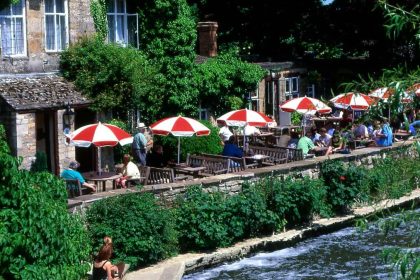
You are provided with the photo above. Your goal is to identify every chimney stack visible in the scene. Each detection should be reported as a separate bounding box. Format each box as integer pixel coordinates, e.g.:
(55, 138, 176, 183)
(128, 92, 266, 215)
(197, 22, 218, 57)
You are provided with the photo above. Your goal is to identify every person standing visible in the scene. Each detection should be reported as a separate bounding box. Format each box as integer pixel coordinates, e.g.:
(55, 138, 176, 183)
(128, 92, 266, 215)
(132, 123, 147, 166)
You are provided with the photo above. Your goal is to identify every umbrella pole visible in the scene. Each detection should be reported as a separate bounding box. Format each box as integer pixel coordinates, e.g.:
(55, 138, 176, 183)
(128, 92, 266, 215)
(97, 147, 101, 175)
(177, 137, 180, 164)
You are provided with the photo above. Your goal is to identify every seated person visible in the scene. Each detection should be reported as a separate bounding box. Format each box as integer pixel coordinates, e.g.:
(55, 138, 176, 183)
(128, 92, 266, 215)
(328, 130, 344, 155)
(297, 131, 316, 156)
(244, 124, 261, 136)
(332, 110, 343, 118)
(409, 120, 420, 136)
(375, 119, 393, 147)
(315, 128, 332, 147)
(310, 127, 321, 143)
(222, 136, 243, 158)
(146, 145, 167, 168)
(92, 237, 120, 280)
(61, 161, 96, 193)
(353, 121, 369, 139)
(218, 122, 233, 145)
(115, 154, 141, 188)
(287, 131, 300, 149)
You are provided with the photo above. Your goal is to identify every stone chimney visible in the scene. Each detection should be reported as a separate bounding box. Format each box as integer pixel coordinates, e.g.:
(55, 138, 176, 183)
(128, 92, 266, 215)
(197, 22, 218, 57)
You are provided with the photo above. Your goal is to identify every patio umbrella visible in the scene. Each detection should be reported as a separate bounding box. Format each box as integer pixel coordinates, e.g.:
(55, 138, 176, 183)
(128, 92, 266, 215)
(280, 96, 331, 134)
(280, 96, 332, 115)
(330, 92, 375, 111)
(406, 83, 420, 97)
(216, 108, 274, 127)
(369, 87, 412, 119)
(69, 122, 133, 173)
(216, 109, 274, 150)
(149, 116, 210, 163)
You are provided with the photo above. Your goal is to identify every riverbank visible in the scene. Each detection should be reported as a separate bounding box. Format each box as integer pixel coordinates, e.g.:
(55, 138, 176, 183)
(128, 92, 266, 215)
(124, 188, 420, 280)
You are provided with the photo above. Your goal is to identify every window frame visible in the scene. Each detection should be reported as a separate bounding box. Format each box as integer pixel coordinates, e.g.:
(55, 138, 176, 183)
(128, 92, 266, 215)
(285, 77, 300, 98)
(44, 0, 69, 52)
(0, 0, 27, 57)
(107, 0, 139, 48)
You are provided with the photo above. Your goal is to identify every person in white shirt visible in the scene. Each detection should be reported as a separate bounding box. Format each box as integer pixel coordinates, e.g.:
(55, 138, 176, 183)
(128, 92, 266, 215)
(316, 127, 332, 147)
(244, 124, 261, 136)
(218, 122, 233, 145)
(116, 154, 140, 188)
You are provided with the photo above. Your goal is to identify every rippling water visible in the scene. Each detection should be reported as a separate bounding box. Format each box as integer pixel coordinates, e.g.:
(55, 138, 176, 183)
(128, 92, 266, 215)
(183, 211, 419, 280)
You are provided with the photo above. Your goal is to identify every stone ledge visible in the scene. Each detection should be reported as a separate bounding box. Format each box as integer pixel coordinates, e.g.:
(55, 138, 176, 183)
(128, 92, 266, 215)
(124, 188, 420, 280)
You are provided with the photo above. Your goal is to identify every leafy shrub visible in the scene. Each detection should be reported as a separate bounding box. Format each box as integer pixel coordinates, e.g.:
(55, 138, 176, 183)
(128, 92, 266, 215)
(85, 193, 178, 269)
(320, 160, 369, 214)
(30, 151, 48, 172)
(262, 177, 330, 228)
(174, 186, 231, 251)
(0, 127, 91, 279)
(224, 183, 281, 240)
(156, 120, 222, 162)
(108, 119, 132, 164)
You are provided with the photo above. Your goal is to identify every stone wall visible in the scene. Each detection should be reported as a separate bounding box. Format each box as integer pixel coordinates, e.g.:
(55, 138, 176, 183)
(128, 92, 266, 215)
(140, 143, 416, 203)
(0, 0, 95, 73)
(16, 112, 37, 169)
(57, 109, 76, 173)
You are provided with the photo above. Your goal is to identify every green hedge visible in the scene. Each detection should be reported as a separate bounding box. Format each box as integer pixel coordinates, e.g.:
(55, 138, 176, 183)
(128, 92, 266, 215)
(85, 193, 178, 268)
(0, 125, 90, 280)
(84, 150, 420, 271)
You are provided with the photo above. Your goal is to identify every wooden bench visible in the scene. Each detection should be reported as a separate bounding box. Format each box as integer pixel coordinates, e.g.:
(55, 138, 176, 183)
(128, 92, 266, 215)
(186, 154, 229, 176)
(198, 153, 257, 172)
(248, 145, 288, 165)
(145, 167, 190, 185)
(286, 147, 304, 161)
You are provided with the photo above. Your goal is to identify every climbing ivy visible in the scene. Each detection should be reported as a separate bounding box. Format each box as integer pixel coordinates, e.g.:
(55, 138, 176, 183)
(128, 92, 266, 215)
(0, 0, 19, 11)
(90, 0, 108, 41)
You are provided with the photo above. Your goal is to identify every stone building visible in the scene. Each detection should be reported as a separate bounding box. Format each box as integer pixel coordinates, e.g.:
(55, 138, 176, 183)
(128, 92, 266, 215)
(0, 0, 140, 174)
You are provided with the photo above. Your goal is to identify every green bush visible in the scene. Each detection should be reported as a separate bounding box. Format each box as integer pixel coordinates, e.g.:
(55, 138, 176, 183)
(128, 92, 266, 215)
(85, 193, 178, 269)
(174, 186, 231, 251)
(0, 126, 91, 279)
(224, 183, 281, 240)
(262, 177, 330, 228)
(320, 160, 369, 214)
(156, 120, 222, 162)
(30, 151, 48, 172)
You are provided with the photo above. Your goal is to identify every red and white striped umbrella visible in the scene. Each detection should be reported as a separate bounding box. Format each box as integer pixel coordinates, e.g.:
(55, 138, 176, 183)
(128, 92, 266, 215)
(406, 83, 420, 97)
(149, 116, 210, 137)
(70, 122, 133, 148)
(369, 87, 411, 103)
(330, 92, 375, 110)
(149, 116, 210, 163)
(216, 108, 274, 127)
(280, 96, 331, 115)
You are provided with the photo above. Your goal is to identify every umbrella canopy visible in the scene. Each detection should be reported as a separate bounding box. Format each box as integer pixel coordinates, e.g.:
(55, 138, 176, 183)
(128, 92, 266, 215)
(330, 92, 375, 110)
(369, 87, 411, 103)
(216, 108, 274, 127)
(406, 83, 420, 97)
(280, 96, 332, 115)
(70, 122, 133, 148)
(149, 116, 210, 163)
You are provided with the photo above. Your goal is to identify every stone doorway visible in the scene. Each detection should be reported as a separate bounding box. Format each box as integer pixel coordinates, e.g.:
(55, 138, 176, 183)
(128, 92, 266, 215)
(35, 110, 58, 174)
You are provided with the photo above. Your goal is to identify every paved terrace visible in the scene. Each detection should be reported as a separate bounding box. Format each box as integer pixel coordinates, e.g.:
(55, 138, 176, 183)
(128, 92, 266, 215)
(68, 140, 417, 212)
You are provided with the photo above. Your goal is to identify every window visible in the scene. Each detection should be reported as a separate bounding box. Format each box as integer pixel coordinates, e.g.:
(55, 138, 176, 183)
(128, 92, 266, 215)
(285, 77, 299, 98)
(107, 0, 138, 48)
(198, 107, 208, 120)
(45, 0, 68, 52)
(0, 0, 26, 56)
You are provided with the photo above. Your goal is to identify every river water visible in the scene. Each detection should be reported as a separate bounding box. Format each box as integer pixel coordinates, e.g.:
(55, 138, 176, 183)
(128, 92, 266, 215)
(183, 211, 419, 280)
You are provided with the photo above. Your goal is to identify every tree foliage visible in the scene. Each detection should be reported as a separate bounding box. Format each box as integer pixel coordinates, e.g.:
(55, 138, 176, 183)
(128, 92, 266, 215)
(0, 125, 91, 279)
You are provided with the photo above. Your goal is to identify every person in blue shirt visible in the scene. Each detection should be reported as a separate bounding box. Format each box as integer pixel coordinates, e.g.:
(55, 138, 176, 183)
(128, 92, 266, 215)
(61, 161, 96, 193)
(375, 119, 393, 147)
(409, 120, 420, 136)
(131, 123, 148, 166)
(222, 136, 243, 158)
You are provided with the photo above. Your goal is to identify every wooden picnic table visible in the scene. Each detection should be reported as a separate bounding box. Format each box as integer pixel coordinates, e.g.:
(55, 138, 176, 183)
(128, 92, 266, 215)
(82, 171, 122, 192)
(243, 154, 270, 168)
(173, 165, 206, 178)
